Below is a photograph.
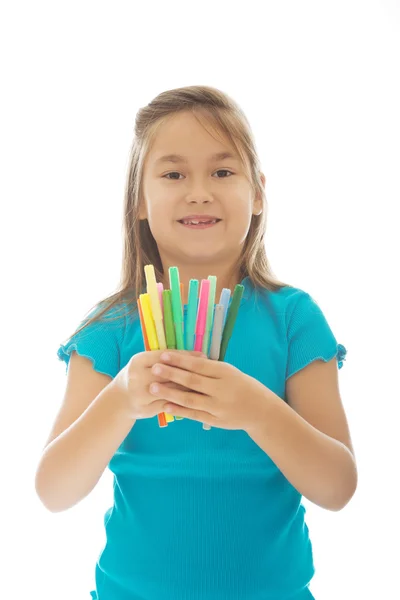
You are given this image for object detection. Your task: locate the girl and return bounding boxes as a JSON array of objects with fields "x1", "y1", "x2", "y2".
[{"x1": 36, "y1": 85, "x2": 356, "y2": 600}]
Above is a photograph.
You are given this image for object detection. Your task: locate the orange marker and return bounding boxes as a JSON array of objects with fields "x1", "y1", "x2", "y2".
[{"x1": 137, "y1": 298, "x2": 167, "y2": 428}]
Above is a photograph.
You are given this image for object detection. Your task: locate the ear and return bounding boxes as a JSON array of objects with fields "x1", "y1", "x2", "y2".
[{"x1": 253, "y1": 172, "x2": 265, "y2": 216}]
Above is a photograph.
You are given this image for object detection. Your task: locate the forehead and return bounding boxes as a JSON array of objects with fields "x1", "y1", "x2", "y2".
[{"x1": 148, "y1": 111, "x2": 241, "y2": 164}]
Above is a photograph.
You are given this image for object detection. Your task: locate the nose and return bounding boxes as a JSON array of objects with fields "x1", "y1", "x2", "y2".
[
  {"x1": 184, "y1": 176, "x2": 215, "y2": 205},
  {"x1": 187, "y1": 197, "x2": 213, "y2": 205},
  {"x1": 185, "y1": 190, "x2": 214, "y2": 205}
]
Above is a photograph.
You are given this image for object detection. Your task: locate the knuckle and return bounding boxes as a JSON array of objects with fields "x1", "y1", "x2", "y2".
[
  {"x1": 215, "y1": 378, "x2": 223, "y2": 393},
  {"x1": 186, "y1": 372, "x2": 200, "y2": 389},
  {"x1": 224, "y1": 362, "x2": 234, "y2": 374},
  {"x1": 127, "y1": 365, "x2": 138, "y2": 380},
  {"x1": 183, "y1": 391, "x2": 193, "y2": 407}
]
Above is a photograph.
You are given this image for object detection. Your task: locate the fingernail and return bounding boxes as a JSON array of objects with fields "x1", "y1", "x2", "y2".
[{"x1": 161, "y1": 353, "x2": 171, "y2": 361}]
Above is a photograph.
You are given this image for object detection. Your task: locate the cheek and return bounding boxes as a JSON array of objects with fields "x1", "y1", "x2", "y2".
[
  {"x1": 146, "y1": 201, "x2": 177, "y2": 244},
  {"x1": 145, "y1": 190, "x2": 174, "y2": 224},
  {"x1": 229, "y1": 204, "x2": 253, "y2": 234}
]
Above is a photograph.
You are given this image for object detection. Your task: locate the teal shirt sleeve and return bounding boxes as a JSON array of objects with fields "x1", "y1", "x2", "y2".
[
  {"x1": 286, "y1": 291, "x2": 347, "y2": 380},
  {"x1": 57, "y1": 303, "x2": 126, "y2": 379}
]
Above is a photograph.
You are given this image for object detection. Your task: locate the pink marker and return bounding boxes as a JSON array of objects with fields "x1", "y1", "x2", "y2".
[
  {"x1": 194, "y1": 279, "x2": 210, "y2": 351},
  {"x1": 157, "y1": 282, "x2": 164, "y2": 320}
]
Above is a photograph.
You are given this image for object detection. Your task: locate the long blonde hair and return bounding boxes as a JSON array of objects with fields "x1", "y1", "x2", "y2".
[{"x1": 62, "y1": 85, "x2": 291, "y2": 343}]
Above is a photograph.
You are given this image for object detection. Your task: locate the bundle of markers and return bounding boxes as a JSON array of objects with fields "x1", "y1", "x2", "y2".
[{"x1": 137, "y1": 265, "x2": 244, "y2": 430}]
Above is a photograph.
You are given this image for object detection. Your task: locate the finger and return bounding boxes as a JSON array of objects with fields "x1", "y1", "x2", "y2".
[
  {"x1": 149, "y1": 381, "x2": 208, "y2": 413},
  {"x1": 158, "y1": 350, "x2": 223, "y2": 378},
  {"x1": 151, "y1": 371, "x2": 189, "y2": 386},
  {"x1": 141, "y1": 349, "x2": 206, "y2": 368},
  {"x1": 151, "y1": 362, "x2": 212, "y2": 396},
  {"x1": 164, "y1": 381, "x2": 193, "y2": 392},
  {"x1": 162, "y1": 401, "x2": 215, "y2": 427},
  {"x1": 186, "y1": 350, "x2": 207, "y2": 358}
]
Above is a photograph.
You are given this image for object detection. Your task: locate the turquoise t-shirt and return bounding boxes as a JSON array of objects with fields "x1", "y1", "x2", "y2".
[{"x1": 57, "y1": 276, "x2": 347, "y2": 600}]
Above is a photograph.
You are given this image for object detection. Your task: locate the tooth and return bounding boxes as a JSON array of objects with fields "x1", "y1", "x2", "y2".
[{"x1": 182, "y1": 219, "x2": 217, "y2": 225}]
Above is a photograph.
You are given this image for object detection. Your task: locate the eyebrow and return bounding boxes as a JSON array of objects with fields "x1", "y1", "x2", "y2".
[{"x1": 154, "y1": 151, "x2": 240, "y2": 165}]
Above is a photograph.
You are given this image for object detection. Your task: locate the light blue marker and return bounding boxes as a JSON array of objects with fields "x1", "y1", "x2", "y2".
[{"x1": 219, "y1": 288, "x2": 231, "y2": 329}]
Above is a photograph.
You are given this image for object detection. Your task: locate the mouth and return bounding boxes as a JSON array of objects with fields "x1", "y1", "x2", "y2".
[{"x1": 177, "y1": 218, "x2": 222, "y2": 230}]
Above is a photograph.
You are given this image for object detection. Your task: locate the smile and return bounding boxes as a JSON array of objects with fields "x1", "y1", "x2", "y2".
[{"x1": 177, "y1": 219, "x2": 222, "y2": 230}]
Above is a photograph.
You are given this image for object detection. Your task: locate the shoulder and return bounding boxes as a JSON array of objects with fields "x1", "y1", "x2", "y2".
[{"x1": 251, "y1": 283, "x2": 312, "y2": 317}]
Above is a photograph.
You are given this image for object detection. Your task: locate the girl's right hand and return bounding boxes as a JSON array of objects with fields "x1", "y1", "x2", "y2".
[{"x1": 110, "y1": 350, "x2": 206, "y2": 421}]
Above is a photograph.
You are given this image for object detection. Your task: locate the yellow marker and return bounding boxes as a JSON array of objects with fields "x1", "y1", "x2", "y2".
[
  {"x1": 144, "y1": 265, "x2": 167, "y2": 350},
  {"x1": 140, "y1": 293, "x2": 174, "y2": 423},
  {"x1": 139, "y1": 294, "x2": 159, "y2": 350}
]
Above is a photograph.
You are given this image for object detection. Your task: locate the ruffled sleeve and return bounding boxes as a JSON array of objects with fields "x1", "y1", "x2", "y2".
[
  {"x1": 286, "y1": 291, "x2": 347, "y2": 380},
  {"x1": 57, "y1": 302, "x2": 126, "y2": 379}
]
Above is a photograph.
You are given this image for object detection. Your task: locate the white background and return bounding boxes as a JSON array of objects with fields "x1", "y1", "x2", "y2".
[{"x1": 2, "y1": 1, "x2": 399, "y2": 598}]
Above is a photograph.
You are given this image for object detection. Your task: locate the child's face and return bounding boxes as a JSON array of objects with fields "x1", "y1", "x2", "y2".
[{"x1": 140, "y1": 111, "x2": 263, "y2": 269}]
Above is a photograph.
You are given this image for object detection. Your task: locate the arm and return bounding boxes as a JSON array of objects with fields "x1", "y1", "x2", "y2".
[
  {"x1": 35, "y1": 376, "x2": 135, "y2": 513},
  {"x1": 245, "y1": 358, "x2": 357, "y2": 512}
]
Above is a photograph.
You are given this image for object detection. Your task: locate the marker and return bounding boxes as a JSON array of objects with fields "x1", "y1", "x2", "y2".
[
  {"x1": 194, "y1": 279, "x2": 210, "y2": 351},
  {"x1": 219, "y1": 284, "x2": 244, "y2": 361},
  {"x1": 144, "y1": 265, "x2": 167, "y2": 350},
  {"x1": 203, "y1": 303, "x2": 225, "y2": 431},
  {"x1": 185, "y1": 279, "x2": 199, "y2": 351},
  {"x1": 138, "y1": 297, "x2": 167, "y2": 428},
  {"x1": 169, "y1": 267, "x2": 184, "y2": 350},
  {"x1": 180, "y1": 281, "x2": 185, "y2": 340},
  {"x1": 139, "y1": 294, "x2": 159, "y2": 351},
  {"x1": 202, "y1": 275, "x2": 216, "y2": 357},
  {"x1": 139, "y1": 294, "x2": 171, "y2": 426},
  {"x1": 168, "y1": 268, "x2": 185, "y2": 420},
  {"x1": 157, "y1": 282, "x2": 164, "y2": 320},
  {"x1": 162, "y1": 290, "x2": 176, "y2": 350},
  {"x1": 137, "y1": 297, "x2": 150, "y2": 352},
  {"x1": 219, "y1": 288, "x2": 231, "y2": 329},
  {"x1": 160, "y1": 290, "x2": 177, "y2": 422},
  {"x1": 194, "y1": 279, "x2": 211, "y2": 431},
  {"x1": 209, "y1": 304, "x2": 224, "y2": 360}
]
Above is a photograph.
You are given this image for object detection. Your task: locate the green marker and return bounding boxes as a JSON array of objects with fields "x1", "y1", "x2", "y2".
[
  {"x1": 219, "y1": 284, "x2": 244, "y2": 361},
  {"x1": 202, "y1": 275, "x2": 216, "y2": 357},
  {"x1": 162, "y1": 290, "x2": 176, "y2": 349},
  {"x1": 169, "y1": 266, "x2": 184, "y2": 350}
]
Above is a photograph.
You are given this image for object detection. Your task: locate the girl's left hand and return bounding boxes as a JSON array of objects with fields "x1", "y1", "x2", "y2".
[{"x1": 149, "y1": 350, "x2": 270, "y2": 431}]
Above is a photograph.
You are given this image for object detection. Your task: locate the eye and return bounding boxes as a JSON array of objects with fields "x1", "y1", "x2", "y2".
[
  {"x1": 163, "y1": 172, "x2": 184, "y2": 180},
  {"x1": 215, "y1": 169, "x2": 234, "y2": 178},
  {"x1": 163, "y1": 169, "x2": 234, "y2": 180}
]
